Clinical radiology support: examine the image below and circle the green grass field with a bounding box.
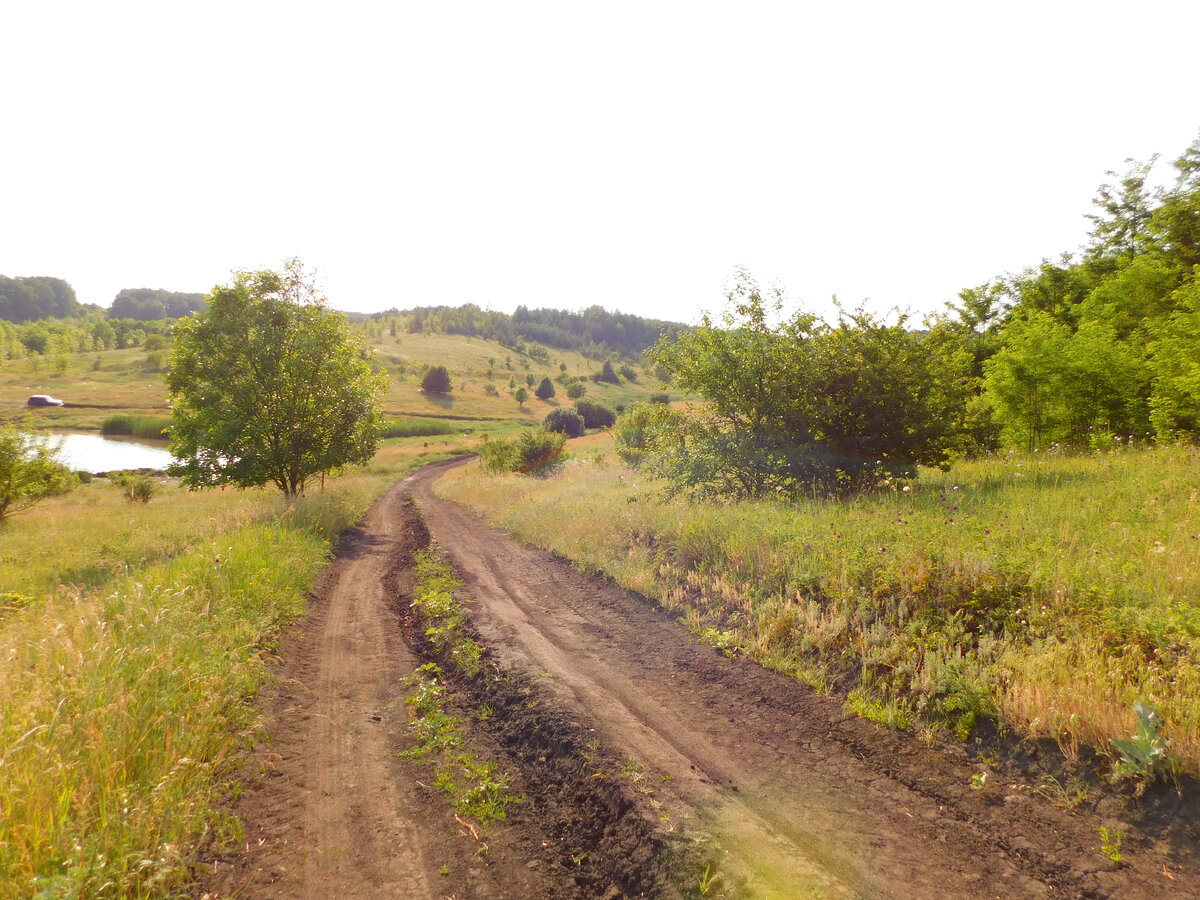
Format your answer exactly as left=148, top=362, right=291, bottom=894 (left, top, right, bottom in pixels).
left=0, top=426, right=477, bottom=898
left=2, top=332, right=676, bottom=433
left=437, top=437, right=1200, bottom=778
left=0, top=328, right=672, bottom=898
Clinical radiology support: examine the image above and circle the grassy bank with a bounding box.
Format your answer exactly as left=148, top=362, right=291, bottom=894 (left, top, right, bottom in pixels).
left=436, top=438, right=1200, bottom=778
left=0, top=452, right=438, bottom=898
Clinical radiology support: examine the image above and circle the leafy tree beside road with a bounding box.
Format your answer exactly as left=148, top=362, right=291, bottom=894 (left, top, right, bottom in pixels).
left=641, top=273, right=972, bottom=497
left=167, top=261, right=386, bottom=498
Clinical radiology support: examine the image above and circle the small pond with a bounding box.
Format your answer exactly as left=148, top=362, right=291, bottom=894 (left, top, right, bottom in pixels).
left=52, top=432, right=175, bottom=473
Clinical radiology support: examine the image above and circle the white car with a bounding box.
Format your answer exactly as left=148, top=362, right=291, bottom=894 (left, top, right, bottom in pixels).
left=27, top=394, right=64, bottom=407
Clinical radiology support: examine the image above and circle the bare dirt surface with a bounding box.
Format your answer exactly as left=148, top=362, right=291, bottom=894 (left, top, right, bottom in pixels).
left=198, top=459, right=1200, bottom=899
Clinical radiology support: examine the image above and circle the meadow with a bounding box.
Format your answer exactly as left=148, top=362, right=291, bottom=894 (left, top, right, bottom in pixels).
left=0, top=330, right=670, bottom=898
left=0, top=427, right=476, bottom=898
left=436, top=437, right=1200, bottom=778
left=1, top=331, right=674, bottom=432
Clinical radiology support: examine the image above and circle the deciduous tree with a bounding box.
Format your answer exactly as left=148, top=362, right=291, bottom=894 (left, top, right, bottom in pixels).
left=0, top=418, right=73, bottom=521
left=166, top=260, right=386, bottom=498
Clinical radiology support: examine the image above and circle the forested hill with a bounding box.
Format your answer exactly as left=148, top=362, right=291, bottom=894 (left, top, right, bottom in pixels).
left=0, top=279, right=205, bottom=323
left=360, top=304, right=689, bottom=358
left=0, top=276, right=82, bottom=322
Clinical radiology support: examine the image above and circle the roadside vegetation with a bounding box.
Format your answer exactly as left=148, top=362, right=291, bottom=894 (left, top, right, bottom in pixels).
left=438, top=132, right=1200, bottom=782
left=0, top=264, right=672, bottom=895
left=438, top=438, right=1200, bottom=780
left=0, top=441, right=469, bottom=898
left=0, top=480, right=360, bottom=897
left=403, top=550, right=521, bottom=830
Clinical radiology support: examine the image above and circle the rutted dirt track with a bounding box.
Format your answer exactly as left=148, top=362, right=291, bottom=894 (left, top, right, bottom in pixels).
left=200, top=459, right=1200, bottom=899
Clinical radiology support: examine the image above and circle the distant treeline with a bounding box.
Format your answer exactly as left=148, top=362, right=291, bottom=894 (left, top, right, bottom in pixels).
left=0, top=276, right=82, bottom=322
left=0, top=278, right=205, bottom=324
left=0, top=315, right=174, bottom=361
left=109, top=289, right=205, bottom=321
left=364, top=303, right=688, bottom=358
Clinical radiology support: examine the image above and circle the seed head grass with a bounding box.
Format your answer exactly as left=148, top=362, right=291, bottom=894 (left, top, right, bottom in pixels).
left=0, top=460, right=414, bottom=898
left=436, top=441, right=1200, bottom=774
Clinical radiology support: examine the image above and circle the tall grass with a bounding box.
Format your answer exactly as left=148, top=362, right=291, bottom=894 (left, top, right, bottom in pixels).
left=0, top=464, right=407, bottom=898
left=436, top=441, right=1200, bottom=775
left=379, top=416, right=462, bottom=439
left=100, top=415, right=172, bottom=440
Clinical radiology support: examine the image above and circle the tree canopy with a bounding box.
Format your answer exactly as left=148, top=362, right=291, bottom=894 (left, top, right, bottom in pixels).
left=166, top=261, right=386, bottom=498
left=110, top=288, right=206, bottom=321
left=0, top=276, right=80, bottom=322
left=641, top=274, right=973, bottom=497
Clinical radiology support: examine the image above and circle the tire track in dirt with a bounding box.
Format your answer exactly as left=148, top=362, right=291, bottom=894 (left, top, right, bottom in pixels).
left=197, top=479, right=555, bottom=899
left=410, top=457, right=1200, bottom=900
left=198, top=462, right=1200, bottom=899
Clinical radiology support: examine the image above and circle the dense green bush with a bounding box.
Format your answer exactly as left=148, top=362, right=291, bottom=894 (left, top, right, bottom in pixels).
left=649, top=393, right=670, bottom=404
left=566, top=382, right=587, bottom=399
left=648, top=277, right=972, bottom=496
left=613, top=403, right=685, bottom=468
left=573, top=398, right=616, bottom=429
left=0, top=419, right=75, bottom=520
left=534, top=376, right=555, bottom=400
left=120, top=474, right=157, bottom=503
left=543, top=408, right=585, bottom=437
left=477, top=429, right=566, bottom=474
left=421, top=365, right=452, bottom=393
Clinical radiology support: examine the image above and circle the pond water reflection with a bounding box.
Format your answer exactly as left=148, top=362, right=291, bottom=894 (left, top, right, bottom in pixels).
left=53, top=432, right=175, bottom=473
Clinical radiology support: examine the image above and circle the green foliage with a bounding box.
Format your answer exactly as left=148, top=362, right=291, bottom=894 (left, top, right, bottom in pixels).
left=392, top=302, right=685, bottom=358
left=514, top=386, right=528, bottom=406
left=118, top=474, right=157, bottom=503
left=100, top=414, right=171, bottom=440
left=402, top=667, right=521, bottom=827
left=1148, top=279, right=1200, bottom=439
left=613, top=402, right=684, bottom=467
left=404, top=554, right=522, bottom=829
left=543, top=407, right=585, bottom=438
left=534, top=375, right=555, bottom=400
left=573, top=398, right=617, bottom=429
left=648, top=274, right=972, bottom=496
left=1111, top=700, right=1172, bottom=781
left=0, top=484, right=350, bottom=899
left=566, top=381, right=587, bottom=399
left=970, top=132, right=1200, bottom=450
left=109, top=288, right=205, bottom=321
left=421, top=364, right=453, bottom=394
left=618, top=364, right=638, bottom=381
left=984, top=310, right=1147, bottom=449
left=379, top=416, right=460, bottom=439
left=598, top=359, right=620, bottom=383
left=1098, top=826, right=1124, bottom=863
left=0, top=275, right=80, bottom=322
left=649, top=392, right=670, bottom=404
left=0, top=418, right=74, bottom=521
left=477, top=429, right=566, bottom=474
left=166, top=260, right=386, bottom=498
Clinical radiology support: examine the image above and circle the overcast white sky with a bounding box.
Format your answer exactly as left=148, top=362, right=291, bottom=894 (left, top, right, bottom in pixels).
left=3, top=1, right=1198, bottom=326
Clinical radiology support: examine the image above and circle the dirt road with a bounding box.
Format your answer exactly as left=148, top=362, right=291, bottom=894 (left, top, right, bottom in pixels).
left=201, top=459, right=1200, bottom=898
